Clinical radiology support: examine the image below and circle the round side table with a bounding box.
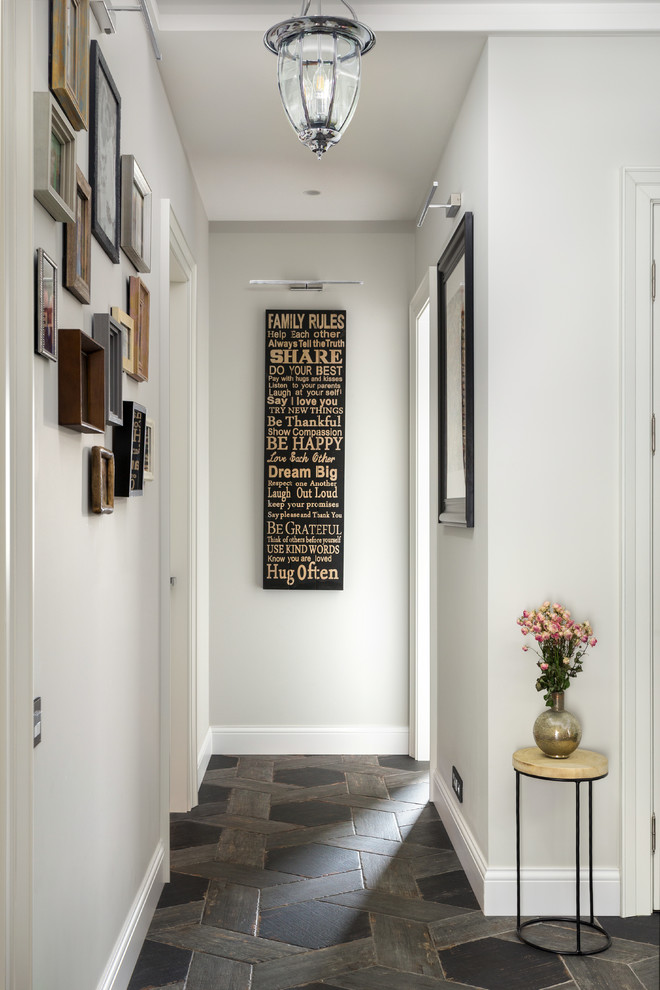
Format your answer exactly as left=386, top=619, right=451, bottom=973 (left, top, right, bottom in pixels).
left=513, top=746, right=612, bottom=956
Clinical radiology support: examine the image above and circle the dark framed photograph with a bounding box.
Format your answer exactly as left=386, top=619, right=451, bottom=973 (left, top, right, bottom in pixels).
left=128, top=276, right=150, bottom=382
left=438, top=211, right=474, bottom=527
left=36, top=248, right=58, bottom=361
left=92, top=313, right=124, bottom=427
left=121, top=155, right=152, bottom=272
left=64, top=166, right=92, bottom=303
left=89, top=41, right=121, bottom=263
left=113, top=400, right=146, bottom=497
left=91, top=446, right=115, bottom=514
left=33, top=91, right=77, bottom=223
left=50, top=0, right=89, bottom=131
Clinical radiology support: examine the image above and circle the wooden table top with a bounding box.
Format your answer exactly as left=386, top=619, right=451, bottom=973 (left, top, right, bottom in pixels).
left=513, top=747, right=608, bottom=780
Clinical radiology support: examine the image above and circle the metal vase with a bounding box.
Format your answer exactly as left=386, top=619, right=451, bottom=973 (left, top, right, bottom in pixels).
left=533, top=691, right=582, bottom=758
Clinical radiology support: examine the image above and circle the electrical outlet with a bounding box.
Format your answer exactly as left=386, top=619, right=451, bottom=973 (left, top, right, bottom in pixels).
left=451, top=765, right=463, bottom=803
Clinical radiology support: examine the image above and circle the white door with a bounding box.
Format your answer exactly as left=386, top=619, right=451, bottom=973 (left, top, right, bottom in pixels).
left=169, top=216, right=198, bottom=813
left=409, top=272, right=435, bottom=762
left=653, top=201, right=659, bottom=911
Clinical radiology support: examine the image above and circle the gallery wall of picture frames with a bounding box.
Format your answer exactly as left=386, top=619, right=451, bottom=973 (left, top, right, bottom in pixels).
left=33, top=6, right=156, bottom=516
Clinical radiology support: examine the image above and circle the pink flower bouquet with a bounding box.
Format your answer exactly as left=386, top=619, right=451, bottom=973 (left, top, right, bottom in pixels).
left=516, top=601, right=597, bottom=706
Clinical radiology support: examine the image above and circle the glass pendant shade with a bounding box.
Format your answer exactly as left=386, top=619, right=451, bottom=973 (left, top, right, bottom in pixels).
left=265, top=4, right=375, bottom=159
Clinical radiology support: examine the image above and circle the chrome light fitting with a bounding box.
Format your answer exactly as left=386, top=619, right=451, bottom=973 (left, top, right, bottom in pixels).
left=417, top=183, right=462, bottom=228
left=264, top=0, right=375, bottom=159
left=250, top=279, right=363, bottom=292
left=91, top=0, right=162, bottom=61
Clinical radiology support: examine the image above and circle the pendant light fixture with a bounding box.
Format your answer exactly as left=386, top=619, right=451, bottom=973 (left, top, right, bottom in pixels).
left=264, top=0, right=375, bottom=159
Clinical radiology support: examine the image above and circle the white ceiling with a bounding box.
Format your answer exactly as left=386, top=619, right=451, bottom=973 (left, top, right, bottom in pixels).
left=149, top=1, right=660, bottom=222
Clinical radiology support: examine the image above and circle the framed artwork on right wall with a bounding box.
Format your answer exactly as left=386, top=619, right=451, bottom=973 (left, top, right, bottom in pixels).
left=438, top=211, right=474, bottom=528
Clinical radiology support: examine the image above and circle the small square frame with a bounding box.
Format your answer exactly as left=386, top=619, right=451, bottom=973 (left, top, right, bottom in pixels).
left=128, top=276, right=150, bottom=382
left=111, top=306, right=136, bottom=377
left=50, top=0, right=90, bottom=131
left=64, top=166, right=92, bottom=303
left=91, top=446, right=115, bottom=514
left=144, top=418, right=155, bottom=481
left=121, top=155, right=152, bottom=272
left=89, top=41, right=121, bottom=263
left=34, top=91, right=76, bottom=223
left=36, top=248, right=58, bottom=361
left=92, top=313, right=124, bottom=426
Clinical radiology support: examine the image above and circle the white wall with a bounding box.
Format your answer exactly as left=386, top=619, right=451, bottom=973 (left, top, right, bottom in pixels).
left=209, top=224, right=414, bottom=751
left=418, top=35, right=660, bottom=913
left=31, top=2, right=209, bottom=987
left=486, top=34, right=660, bottom=876
left=416, top=49, right=490, bottom=855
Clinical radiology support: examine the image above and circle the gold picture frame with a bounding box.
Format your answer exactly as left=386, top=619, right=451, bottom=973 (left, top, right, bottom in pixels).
left=128, top=276, right=150, bottom=382
left=51, top=0, right=90, bottom=131
left=91, top=446, right=115, bottom=514
left=111, top=306, right=136, bottom=377
left=64, top=166, right=92, bottom=304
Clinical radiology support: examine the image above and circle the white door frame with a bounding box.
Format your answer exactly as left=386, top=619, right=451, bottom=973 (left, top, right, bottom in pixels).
left=161, top=204, right=198, bottom=818
left=620, top=167, right=659, bottom=916
left=0, top=0, right=34, bottom=985
left=409, top=269, right=437, bottom=762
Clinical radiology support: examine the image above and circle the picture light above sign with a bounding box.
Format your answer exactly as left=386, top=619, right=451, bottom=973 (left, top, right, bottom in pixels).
left=250, top=280, right=363, bottom=292
left=417, top=184, right=462, bottom=228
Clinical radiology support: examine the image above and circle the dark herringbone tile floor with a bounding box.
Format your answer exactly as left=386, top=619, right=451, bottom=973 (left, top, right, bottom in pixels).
left=128, top=755, right=659, bottom=990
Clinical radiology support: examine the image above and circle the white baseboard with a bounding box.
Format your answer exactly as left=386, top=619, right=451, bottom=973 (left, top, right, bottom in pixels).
left=197, top=726, right=213, bottom=788
left=96, top=841, right=165, bottom=990
left=211, top=725, right=409, bottom=756
left=431, top=769, right=620, bottom=917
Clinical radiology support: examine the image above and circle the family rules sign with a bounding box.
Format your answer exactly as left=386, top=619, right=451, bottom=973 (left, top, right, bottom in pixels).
left=263, top=310, right=346, bottom=590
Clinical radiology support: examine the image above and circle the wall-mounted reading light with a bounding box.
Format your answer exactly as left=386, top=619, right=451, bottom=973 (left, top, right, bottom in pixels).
left=91, top=0, right=162, bottom=61
left=250, top=279, right=363, bottom=292
left=417, top=182, right=462, bottom=228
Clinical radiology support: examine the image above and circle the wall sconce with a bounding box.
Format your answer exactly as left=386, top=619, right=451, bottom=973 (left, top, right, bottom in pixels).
left=250, top=279, right=363, bottom=292
left=91, top=0, right=161, bottom=60
left=417, top=182, right=462, bottom=228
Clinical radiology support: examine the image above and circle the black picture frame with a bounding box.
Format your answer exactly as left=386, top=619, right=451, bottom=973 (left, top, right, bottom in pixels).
left=92, top=313, right=124, bottom=427
left=89, top=41, right=121, bottom=263
left=438, top=212, right=474, bottom=528
left=113, top=400, right=146, bottom=497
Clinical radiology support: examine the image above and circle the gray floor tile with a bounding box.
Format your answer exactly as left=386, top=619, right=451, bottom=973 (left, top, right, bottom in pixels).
left=322, top=889, right=472, bottom=925
left=266, top=822, right=356, bottom=850
left=194, top=813, right=296, bottom=834
left=251, top=937, right=375, bottom=990
left=631, top=954, right=660, bottom=990
left=202, top=880, right=260, bottom=935
left=148, top=901, right=205, bottom=933
left=270, top=782, right=349, bottom=805
left=149, top=924, right=307, bottom=963
left=174, top=860, right=300, bottom=887
left=185, top=951, right=252, bottom=990
left=565, top=955, right=652, bottom=989
left=169, top=844, right=219, bottom=869
left=345, top=773, right=390, bottom=799
left=360, top=851, right=420, bottom=898
left=430, top=913, right=517, bottom=948
left=371, top=913, right=445, bottom=978
left=323, top=966, right=455, bottom=988
left=352, top=808, right=400, bottom=841
left=227, top=787, right=272, bottom=819
left=215, top=828, right=265, bottom=867
left=236, top=757, right=274, bottom=781
left=261, top=870, right=364, bottom=911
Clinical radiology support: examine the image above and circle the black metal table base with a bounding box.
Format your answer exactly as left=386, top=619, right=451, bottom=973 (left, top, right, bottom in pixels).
left=515, top=771, right=612, bottom=956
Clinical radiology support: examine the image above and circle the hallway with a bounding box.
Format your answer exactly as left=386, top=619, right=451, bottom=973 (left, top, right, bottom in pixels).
left=127, top=756, right=658, bottom=989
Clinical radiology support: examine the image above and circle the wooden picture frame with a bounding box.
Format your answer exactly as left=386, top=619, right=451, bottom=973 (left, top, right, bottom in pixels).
left=438, top=211, right=474, bottom=528
left=92, top=313, right=123, bottom=426
left=63, top=166, right=92, bottom=303
left=91, top=446, right=115, bottom=514
left=128, top=276, right=150, bottom=382
left=89, top=41, right=121, bottom=263
left=57, top=328, right=105, bottom=433
left=50, top=0, right=89, bottom=131
left=144, top=418, right=155, bottom=481
left=111, top=306, right=136, bottom=377
left=33, top=91, right=76, bottom=223
left=113, top=400, right=146, bottom=497
left=36, top=248, right=58, bottom=361
left=121, top=155, right=152, bottom=272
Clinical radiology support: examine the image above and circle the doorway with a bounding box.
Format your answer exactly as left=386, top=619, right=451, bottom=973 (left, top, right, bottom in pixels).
left=621, top=170, right=660, bottom=915
left=409, top=272, right=435, bottom=762
left=168, top=209, right=198, bottom=814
